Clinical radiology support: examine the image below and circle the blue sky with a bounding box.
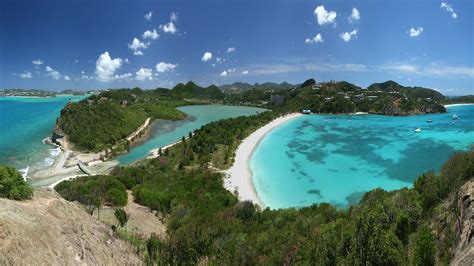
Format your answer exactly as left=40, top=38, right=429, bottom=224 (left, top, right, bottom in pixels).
left=0, top=0, right=472, bottom=95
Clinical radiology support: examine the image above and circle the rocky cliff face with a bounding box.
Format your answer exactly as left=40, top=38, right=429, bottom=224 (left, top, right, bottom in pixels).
left=0, top=189, right=142, bottom=265
left=451, top=181, right=474, bottom=265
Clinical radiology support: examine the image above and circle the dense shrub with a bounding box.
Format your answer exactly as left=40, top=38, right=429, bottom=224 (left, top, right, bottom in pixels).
left=0, top=165, right=33, bottom=200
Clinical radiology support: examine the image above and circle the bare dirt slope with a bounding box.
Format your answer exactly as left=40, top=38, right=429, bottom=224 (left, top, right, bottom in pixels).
left=0, top=188, right=142, bottom=265
left=94, top=191, right=166, bottom=239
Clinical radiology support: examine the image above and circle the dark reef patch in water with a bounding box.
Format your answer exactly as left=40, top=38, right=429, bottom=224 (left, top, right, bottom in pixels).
left=346, top=191, right=366, bottom=206
left=307, top=189, right=322, bottom=197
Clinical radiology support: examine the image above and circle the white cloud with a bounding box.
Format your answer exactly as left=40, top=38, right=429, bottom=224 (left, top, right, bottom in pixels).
left=20, top=71, right=32, bottom=79
left=227, top=68, right=236, bottom=73
left=64, top=75, right=70, bottom=81
left=170, top=12, right=178, bottom=22
left=314, top=5, right=337, bottom=26
left=384, top=64, right=419, bottom=73
left=160, top=22, right=177, bottom=34
left=201, top=52, right=212, bottom=62
left=144, top=11, right=153, bottom=21
left=408, top=27, right=424, bottom=37
left=242, top=70, right=249, bottom=74
left=156, top=62, right=178, bottom=73
left=114, top=73, right=133, bottom=80
left=220, top=70, right=227, bottom=77
left=95, top=51, right=123, bottom=82
left=136, top=68, right=153, bottom=80
left=305, top=33, right=324, bottom=44
left=348, top=7, right=360, bottom=23
left=32, top=60, right=43, bottom=65
left=441, top=2, right=457, bottom=19
left=45, top=66, right=61, bottom=80
left=81, top=70, right=85, bottom=74
left=160, top=13, right=178, bottom=34
left=128, top=38, right=149, bottom=55
left=226, top=47, right=236, bottom=53
left=340, top=29, right=358, bottom=42
left=143, top=29, right=159, bottom=40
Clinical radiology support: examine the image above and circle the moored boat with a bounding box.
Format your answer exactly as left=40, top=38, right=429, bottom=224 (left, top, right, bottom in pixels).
left=414, top=128, right=422, bottom=133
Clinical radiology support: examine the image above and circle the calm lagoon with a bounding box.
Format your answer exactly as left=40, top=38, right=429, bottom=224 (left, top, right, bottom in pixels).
left=250, top=105, right=474, bottom=209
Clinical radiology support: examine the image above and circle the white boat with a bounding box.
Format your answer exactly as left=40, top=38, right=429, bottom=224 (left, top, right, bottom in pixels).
left=414, top=128, right=422, bottom=133
left=452, top=114, right=459, bottom=120
left=426, top=119, right=432, bottom=123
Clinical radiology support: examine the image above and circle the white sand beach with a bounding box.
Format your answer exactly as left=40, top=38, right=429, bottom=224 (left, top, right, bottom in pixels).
left=444, top=103, right=474, bottom=107
left=223, top=113, right=303, bottom=208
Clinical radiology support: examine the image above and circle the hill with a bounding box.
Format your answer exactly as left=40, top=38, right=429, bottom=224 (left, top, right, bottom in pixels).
left=220, top=81, right=294, bottom=93
left=0, top=188, right=141, bottom=265
left=54, top=88, right=187, bottom=152
left=171, top=81, right=225, bottom=100
left=225, top=79, right=447, bottom=115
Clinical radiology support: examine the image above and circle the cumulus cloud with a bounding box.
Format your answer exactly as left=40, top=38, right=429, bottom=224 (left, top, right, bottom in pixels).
left=20, top=71, right=32, bottom=79
left=144, top=11, right=152, bottom=21
left=95, top=51, right=123, bottom=82
left=143, top=29, right=159, bottom=40
left=340, top=29, right=358, bottom=42
left=242, top=70, right=249, bottom=74
left=220, top=70, right=227, bottom=77
left=161, top=22, right=177, bottom=34
left=136, top=68, right=153, bottom=80
left=201, top=52, right=212, bottom=62
left=64, top=75, right=70, bottom=81
left=160, top=12, right=178, bottom=34
left=128, top=38, right=149, bottom=55
left=314, top=5, right=337, bottom=26
left=45, top=66, right=61, bottom=80
left=156, top=62, right=178, bottom=73
left=305, top=33, right=324, bottom=44
left=408, top=27, right=424, bottom=37
left=226, top=47, right=236, bottom=53
left=441, top=2, right=457, bottom=19
left=32, top=60, right=43, bottom=65
left=348, top=7, right=360, bottom=23
left=114, top=73, right=133, bottom=80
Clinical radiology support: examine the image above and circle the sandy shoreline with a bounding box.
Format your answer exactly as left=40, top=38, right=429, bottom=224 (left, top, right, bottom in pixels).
left=223, top=113, right=303, bottom=208
left=444, top=103, right=474, bottom=107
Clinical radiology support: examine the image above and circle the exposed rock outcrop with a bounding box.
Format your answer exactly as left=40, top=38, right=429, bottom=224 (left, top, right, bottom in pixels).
left=451, top=181, right=474, bottom=265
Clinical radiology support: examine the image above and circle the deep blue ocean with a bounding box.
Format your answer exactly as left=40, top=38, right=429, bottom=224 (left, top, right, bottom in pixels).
left=251, top=105, right=474, bottom=209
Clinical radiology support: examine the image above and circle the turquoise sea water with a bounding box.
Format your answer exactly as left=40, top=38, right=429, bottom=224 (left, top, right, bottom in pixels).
left=0, top=96, right=86, bottom=173
left=251, top=105, right=474, bottom=209
left=117, top=105, right=266, bottom=164
left=0, top=99, right=265, bottom=173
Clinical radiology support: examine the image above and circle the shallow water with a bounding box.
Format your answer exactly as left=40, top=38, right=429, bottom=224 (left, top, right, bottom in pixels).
left=117, top=105, right=267, bottom=164
left=0, top=95, right=86, bottom=174
left=250, top=105, right=474, bottom=209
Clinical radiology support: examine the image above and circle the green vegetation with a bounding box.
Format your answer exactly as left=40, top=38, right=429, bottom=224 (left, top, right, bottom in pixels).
left=113, top=208, right=129, bottom=232
left=54, top=111, right=470, bottom=264
left=55, top=88, right=187, bottom=152
left=226, top=79, right=447, bottom=115
left=54, top=175, right=127, bottom=214
left=0, top=165, right=33, bottom=200
left=444, top=95, right=474, bottom=104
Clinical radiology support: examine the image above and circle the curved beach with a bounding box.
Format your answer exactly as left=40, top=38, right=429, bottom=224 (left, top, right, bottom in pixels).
left=224, top=113, right=302, bottom=208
